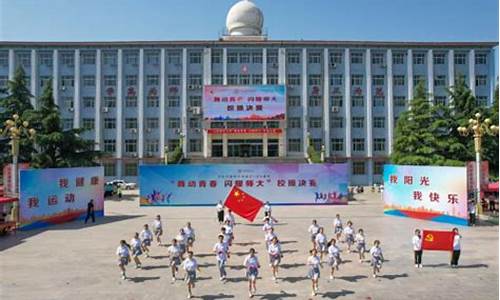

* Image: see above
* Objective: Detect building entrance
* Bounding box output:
[228,139,263,157]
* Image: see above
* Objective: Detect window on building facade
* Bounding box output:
[372,75,385,86]
[82,118,95,130]
[189,118,201,129]
[146,139,159,153]
[352,96,364,107]
[62,97,73,108]
[331,138,344,152]
[393,52,405,64]
[351,75,363,86]
[146,75,160,86]
[82,75,95,87]
[476,96,488,106]
[330,52,342,65]
[475,75,487,86]
[373,117,385,128]
[455,74,466,83]
[168,118,181,129]
[252,52,262,64]
[146,117,159,129]
[0,76,7,89]
[475,53,487,64]
[125,52,138,65]
[124,163,138,176]
[39,52,53,66]
[125,140,137,153]
[433,53,446,65]
[189,139,202,152]
[83,97,95,108]
[267,74,278,85]
[287,74,301,86]
[434,75,446,86]
[104,118,116,129]
[168,139,180,150]
[189,95,202,107]
[252,74,263,84]
[239,52,250,63]
[393,75,405,86]
[103,96,116,108]
[212,50,222,64]
[352,138,365,151]
[168,52,181,64]
[351,116,364,128]
[351,52,363,64]
[103,75,116,86]
[309,117,322,128]
[239,74,250,85]
[413,75,426,86]
[372,53,384,64]
[17,52,30,67]
[126,96,137,107]
[308,74,321,86]
[125,118,137,129]
[62,118,73,130]
[352,161,366,175]
[331,96,343,107]
[228,74,238,85]
[433,96,446,106]
[308,52,321,64]
[308,96,321,107]
[374,138,386,151]
[373,96,385,107]
[168,96,180,107]
[104,139,116,153]
[287,52,300,64]
[374,161,385,175]
[394,96,406,107]
[125,75,137,86]
[61,76,74,88]
[39,76,50,88]
[212,74,223,84]
[413,53,425,65]
[288,138,302,152]
[189,52,202,64]
[103,52,117,65]
[288,96,301,107]
[288,117,301,129]
[267,51,278,64]
[0,52,8,67]
[104,163,116,177]
[227,52,238,64]
[454,53,466,65]
[61,52,75,66]
[311,138,322,151]
[188,74,202,86]
[330,74,343,86]
[82,52,96,65]
[167,75,180,85]
[331,117,343,128]
[146,51,160,65]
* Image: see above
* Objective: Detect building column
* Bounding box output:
[181,48,188,156]
[489,48,496,105]
[30,50,38,108]
[301,48,308,158]
[202,47,211,158]
[160,48,166,159]
[222,48,228,85]
[344,48,352,159]
[263,133,268,157]
[407,49,414,101]
[448,49,455,90]
[95,49,102,151]
[365,49,373,160]
[203,129,209,158]
[116,160,123,178]
[468,49,476,97]
[73,49,81,128]
[387,49,394,155]
[8,49,15,80]
[278,48,286,85]
[427,49,434,102]
[222,134,228,157]
[138,49,145,159]
[116,49,123,159]
[262,48,267,84]
[53,49,59,106]
[323,48,330,158]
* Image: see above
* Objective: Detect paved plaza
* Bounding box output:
[0,190,498,300]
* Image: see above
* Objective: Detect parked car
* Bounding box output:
[106,180,137,190]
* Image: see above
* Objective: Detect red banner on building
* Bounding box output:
[466,161,489,196]
[207,128,283,135]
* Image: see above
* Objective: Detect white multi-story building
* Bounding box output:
[0,0,497,185]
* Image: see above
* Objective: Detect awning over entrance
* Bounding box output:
[207,128,282,134]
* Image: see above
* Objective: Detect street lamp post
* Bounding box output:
[1,114,36,196]
[457,112,499,211]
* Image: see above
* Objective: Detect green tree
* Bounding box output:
[31,80,100,168]
[0,66,36,164]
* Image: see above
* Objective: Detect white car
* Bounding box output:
[106,180,137,190]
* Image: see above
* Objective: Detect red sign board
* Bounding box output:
[207,128,283,135]
[2,163,30,197]
[466,161,489,195]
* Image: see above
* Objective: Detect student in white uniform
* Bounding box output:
[262,217,274,236]
[219,227,232,249]
[182,251,200,299]
[224,209,235,227]
[412,229,423,268]
[327,238,341,280]
[268,236,282,282]
[167,238,182,283]
[243,248,261,298]
[308,219,320,249]
[216,201,225,224]
[307,248,322,296]
[343,221,355,253]
[355,228,366,263]
[130,232,143,269]
[184,222,196,252]
[264,201,272,218]
[265,227,277,251]
[140,224,154,257]
[213,234,229,281]
[315,227,327,261]
[116,240,131,280]
[223,219,234,245]
[333,214,343,240]
[370,240,384,278]
[176,228,188,256]
[153,215,163,246]
[451,228,462,268]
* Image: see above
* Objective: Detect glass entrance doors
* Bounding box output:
[228,139,263,157]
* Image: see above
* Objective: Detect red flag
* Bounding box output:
[224,186,263,222]
[421,230,455,251]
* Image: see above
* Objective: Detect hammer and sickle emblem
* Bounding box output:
[425,234,434,242]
